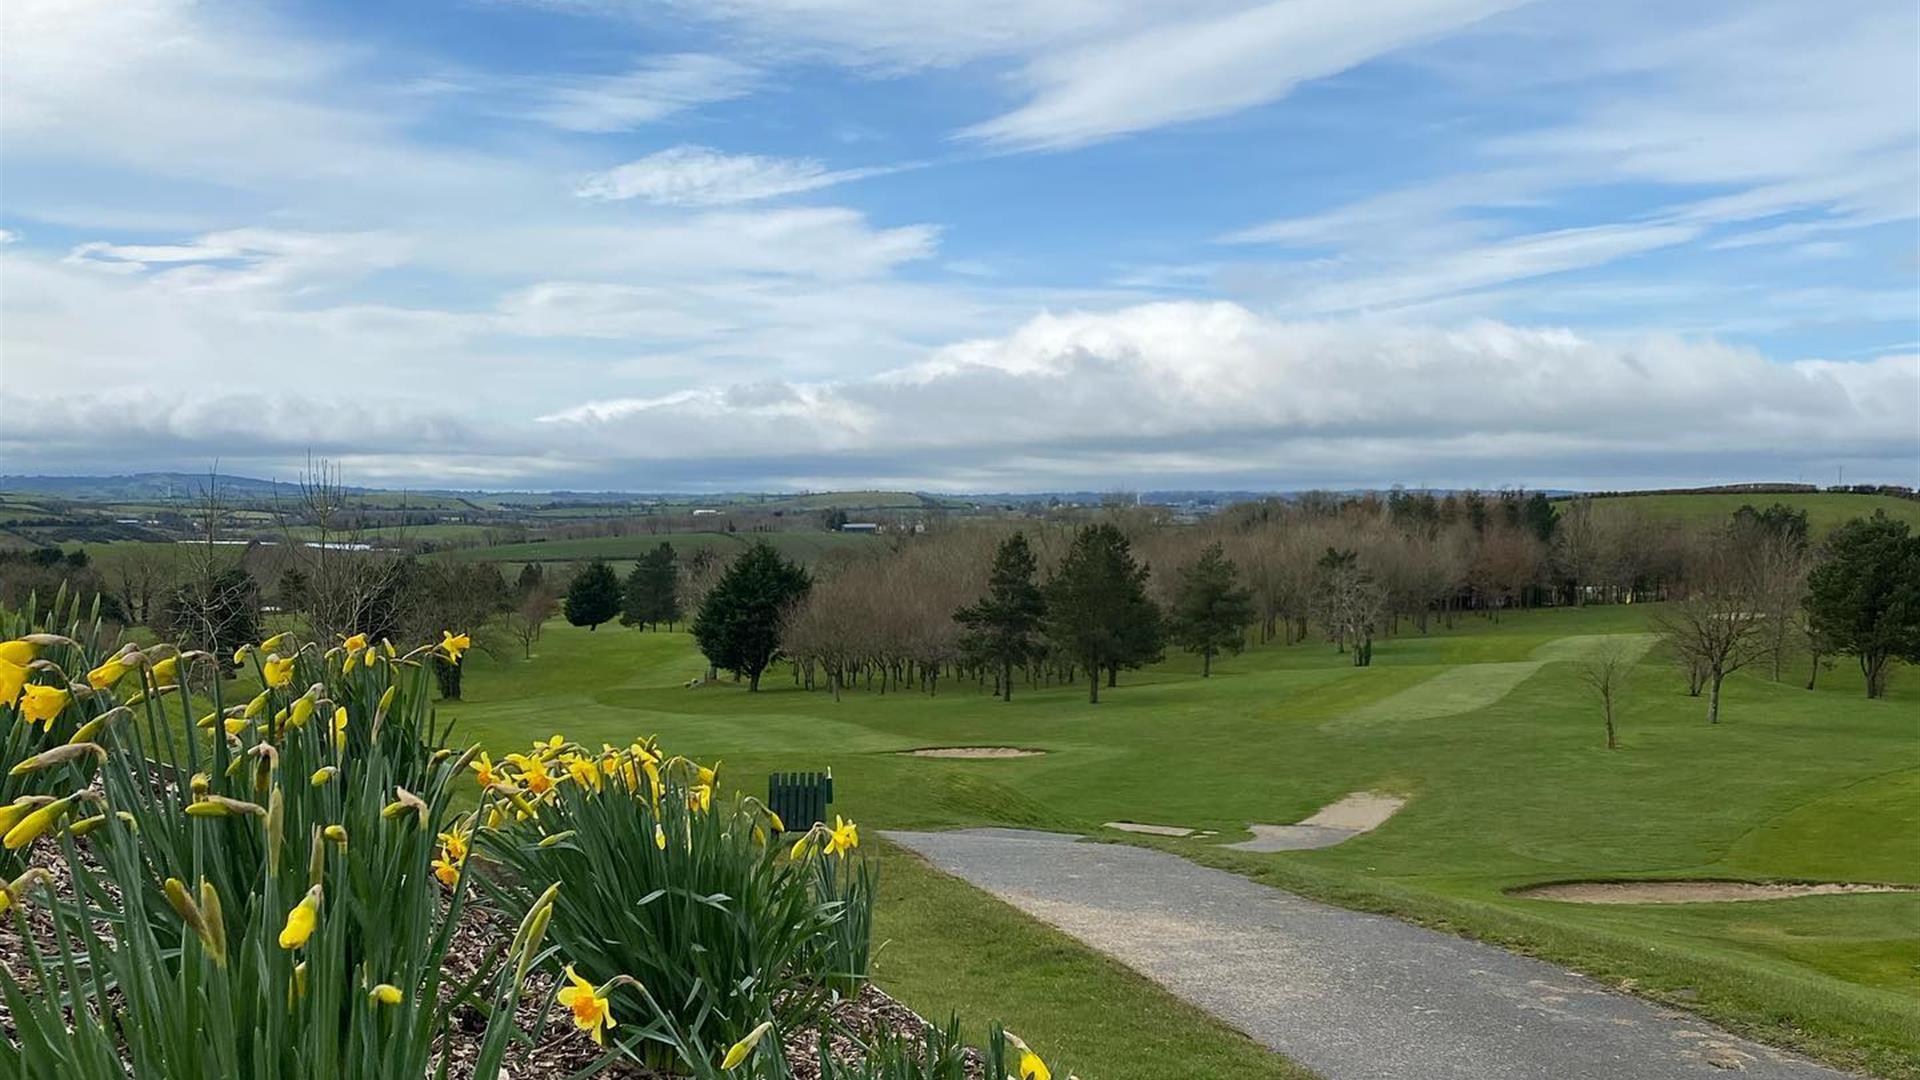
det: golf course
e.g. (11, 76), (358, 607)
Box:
(439, 603), (1920, 1079)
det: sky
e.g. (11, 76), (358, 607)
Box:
(0, 0), (1915, 493)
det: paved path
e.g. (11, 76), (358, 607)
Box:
(885, 828), (1847, 1080)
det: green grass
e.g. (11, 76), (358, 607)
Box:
(1581, 491), (1920, 532)
(440, 606), (1918, 1079)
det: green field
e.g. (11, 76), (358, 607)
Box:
(1579, 491), (1920, 532)
(447, 529), (888, 566)
(437, 605), (1920, 1079)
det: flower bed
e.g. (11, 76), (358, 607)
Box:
(0, 594), (1065, 1080)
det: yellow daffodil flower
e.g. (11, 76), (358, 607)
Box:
(564, 755), (602, 791)
(556, 964), (615, 1045)
(149, 656), (180, 687)
(470, 751), (501, 789)
(19, 684), (71, 728)
(288, 696), (315, 729)
(87, 657), (129, 689)
(437, 824), (470, 863)
(369, 983), (403, 1005)
(0, 640), (34, 667)
(311, 766), (338, 786)
(0, 655), (28, 709)
(432, 853), (461, 887)
(342, 633), (368, 652)
(1004, 1033), (1050, 1080)
(278, 885), (322, 949)
(4, 797), (73, 850)
(259, 632), (289, 653)
(440, 630), (470, 664)
(826, 815), (859, 857)
(654, 823), (667, 850)
(262, 656), (295, 688)
(722, 1021), (774, 1070)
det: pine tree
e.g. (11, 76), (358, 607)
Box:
(1169, 542), (1255, 677)
(514, 562), (545, 601)
(1043, 523), (1163, 704)
(691, 542), (811, 691)
(1804, 511), (1920, 698)
(620, 561), (650, 628)
(619, 543), (683, 630)
(564, 559), (622, 631)
(954, 532), (1047, 701)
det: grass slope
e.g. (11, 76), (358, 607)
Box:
(444, 606), (1918, 1079)
(1584, 491), (1920, 532)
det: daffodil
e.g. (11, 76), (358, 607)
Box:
(278, 885), (322, 949)
(432, 853), (462, 887)
(563, 755), (601, 791)
(259, 632), (289, 653)
(437, 824), (471, 863)
(556, 964), (616, 1044)
(262, 656), (295, 688)
(471, 752), (499, 789)
(87, 656), (130, 690)
(3, 797), (72, 850)
(332, 706), (349, 751)
(342, 633), (368, 653)
(826, 815), (859, 857)
(0, 655), (28, 709)
(245, 690), (271, 718)
(722, 1021), (774, 1070)
(311, 765), (338, 786)
(288, 696), (315, 729)
(18, 684), (71, 727)
(1004, 1033), (1050, 1080)
(0, 640), (34, 667)
(149, 655), (180, 687)
(654, 823), (667, 850)
(440, 630), (470, 664)
(369, 983), (403, 1006)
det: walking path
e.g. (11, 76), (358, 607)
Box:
(884, 828), (1846, 1080)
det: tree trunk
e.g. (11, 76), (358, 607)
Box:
(1707, 672), (1723, 724)
(1001, 661), (1013, 703)
(748, 669), (761, 692)
(1106, 664), (1117, 688)
(1088, 667), (1100, 704)
(1864, 653), (1886, 699)
(1202, 649), (1212, 678)
(1603, 700), (1616, 749)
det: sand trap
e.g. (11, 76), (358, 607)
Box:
(1226, 791), (1407, 852)
(1511, 880), (1920, 904)
(901, 746), (1045, 759)
(1105, 822), (1194, 837)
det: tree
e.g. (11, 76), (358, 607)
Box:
(1042, 524), (1162, 704)
(621, 543), (681, 630)
(1315, 548), (1384, 666)
(691, 543), (811, 691)
(564, 559), (622, 631)
(1169, 543), (1255, 677)
(1804, 512), (1920, 698)
(160, 566), (261, 666)
(514, 562), (546, 601)
(1654, 543), (1766, 724)
(507, 585), (556, 660)
(954, 532), (1048, 701)
(1575, 642), (1634, 749)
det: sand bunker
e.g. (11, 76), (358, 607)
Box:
(901, 746), (1045, 759)
(1512, 880), (1920, 904)
(1226, 791), (1406, 852)
(1104, 822), (1194, 837)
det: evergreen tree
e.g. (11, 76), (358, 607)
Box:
(620, 543), (682, 630)
(514, 562), (546, 601)
(1804, 511), (1920, 698)
(564, 559), (622, 631)
(1169, 542), (1255, 677)
(1043, 523), (1162, 704)
(954, 532), (1047, 701)
(691, 543), (811, 691)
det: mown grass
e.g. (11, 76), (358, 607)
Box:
(442, 604), (1919, 1078)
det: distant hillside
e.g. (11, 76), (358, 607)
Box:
(1577, 490), (1920, 532)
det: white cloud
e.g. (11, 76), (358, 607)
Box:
(575, 145), (897, 205)
(960, 0), (1524, 150)
(528, 54), (759, 133)
(529, 303), (1920, 488)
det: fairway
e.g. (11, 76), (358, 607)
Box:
(442, 605), (1920, 1079)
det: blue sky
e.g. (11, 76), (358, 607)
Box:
(1, 0), (1915, 491)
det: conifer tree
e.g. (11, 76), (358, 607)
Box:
(691, 542), (811, 691)
(955, 532), (1047, 701)
(1043, 523), (1163, 704)
(1170, 542), (1255, 676)
(564, 558), (622, 631)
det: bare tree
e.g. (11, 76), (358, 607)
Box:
(1575, 642), (1634, 749)
(1654, 544), (1766, 725)
(272, 459), (410, 643)
(506, 585), (556, 660)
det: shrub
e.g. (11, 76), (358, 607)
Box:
(0, 626), (549, 1079)
(478, 743), (867, 1070)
